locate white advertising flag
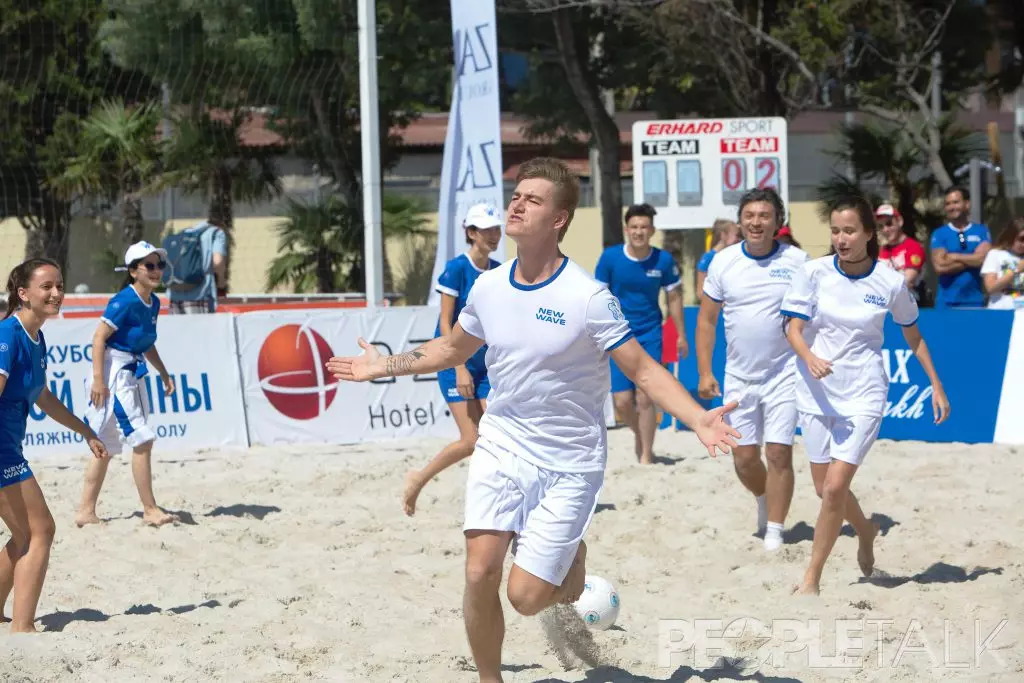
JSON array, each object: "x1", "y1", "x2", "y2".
[{"x1": 428, "y1": 0, "x2": 505, "y2": 305}]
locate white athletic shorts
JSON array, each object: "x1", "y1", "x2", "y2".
[
  {"x1": 723, "y1": 368, "x2": 798, "y2": 447},
  {"x1": 463, "y1": 438, "x2": 603, "y2": 587},
  {"x1": 84, "y1": 349, "x2": 156, "y2": 454},
  {"x1": 800, "y1": 413, "x2": 882, "y2": 467}
]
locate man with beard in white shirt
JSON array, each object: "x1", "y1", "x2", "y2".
[
  {"x1": 326, "y1": 157, "x2": 740, "y2": 683},
  {"x1": 697, "y1": 188, "x2": 808, "y2": 551}
]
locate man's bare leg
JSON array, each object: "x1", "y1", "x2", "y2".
[
  {"x1": 763, "y1": 443, "x2": 794, "y2": 550},
  {"x1": 732, "y1": 444, "x2": 768, "y2": 533},
  {"x1": 612, "y1": 391, "x2": 641, "y2": 460},
  {"x1": 404, "y1": 400, "x2": 483, "y2": 516},
  {"x1": 464, "y1": 530, "x2": 513, "y2": 683},
  {"x1": 634, "y1": 390, "x2": 658, "y2": 465}
]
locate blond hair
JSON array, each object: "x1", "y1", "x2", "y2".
[{"x1": 516, "y1": 157, "x2": 580, "y2": 241}]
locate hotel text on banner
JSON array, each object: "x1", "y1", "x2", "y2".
[
  {"x1": 234, "y1": 307, "x2": 459, "y2": 446},
  {"x1": 22, "y1": 314, "x2": 249, "y2": 458},
  {"x1": 428, "y1": 0, "x2": 505, "y2": 305}
]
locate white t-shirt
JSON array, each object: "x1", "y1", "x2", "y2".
[
  {"x1": 980, "y1": 249, "x2": 1024, "y2": 310},
  {"x1": 781, "y1": 256, "x2": 919, "y2": 418},
  {"x1": 458, "y1": 257, "x2": 632, "y2": 473},
  {"x1": 703, "y1": 241, "x2": 809, "y2": 381}
]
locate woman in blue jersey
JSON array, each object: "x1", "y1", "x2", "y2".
[
  {"x1": 782, "y1": 197, "x2": 950, "y2": 595},
  {"x1": 77, "y1": 242, "x2": 176, "y2": 528},
  {"x1": 403, "y1": 203, "x2": 502, "y2": 516},
  {"x1": 0, "y1": 258, "x2": 107, "y2": 632}
]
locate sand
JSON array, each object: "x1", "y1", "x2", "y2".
[{"x1": 0, "y1": 429, "x2": 1021, "y2": 682}]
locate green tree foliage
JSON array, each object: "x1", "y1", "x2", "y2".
[
  {"x1": 47, "y1": 99, "x2": 164, "y2": 246},
  {"x1": 0, "y1": 0, "x2": 154, "y2": 272}
]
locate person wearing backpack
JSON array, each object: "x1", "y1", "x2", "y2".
[{"x1": 163, "y1": 216, "x2": 228, "y2": 314}]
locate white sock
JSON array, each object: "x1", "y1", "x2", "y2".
[
  {"x1": 756, "y1": 494, "x2": 768, "y2": 533},
  {"x1": 764, "y1": 522, "x2": 784, "y2": 551}
]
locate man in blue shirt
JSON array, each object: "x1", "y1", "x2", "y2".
[
  {"x1": 168, "y1": 216, "x2": 228, "y2": 314},
  {"x1": 930, "y1": 187, "x2": 992, "y2": 308},
  {"x1": 595, "y1": 203, "x2": 687, "y2": 464}
]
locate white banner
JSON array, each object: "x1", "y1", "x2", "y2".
[
  {"x1": 235, "y1": 308, "x2": 458, "y2": 446},
  {"x1": 428, "y1": 0, "x2": 506, "y2": 305},
  {"x1": 23, "y1": 314, "x2": 249, "y2": 459}
]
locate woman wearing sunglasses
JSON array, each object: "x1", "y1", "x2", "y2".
[{"x1": 77, "y1": 242, "x2": 176, "y2": 527}]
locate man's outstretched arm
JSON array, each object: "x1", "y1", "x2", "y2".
[{"x1": 327, "y1": 324, "x2": 484, "y2": 382}]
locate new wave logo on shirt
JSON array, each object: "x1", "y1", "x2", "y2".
[
  {"x1": 645, "y1": 269, "x2": 662, "y2": 279},
  {"x1": 769, "y1": 267, "x2": 793, "y2": 281},
  {"x1": 536, "y1": 307, "x2": 567, "y2": 326},
  {"x1": 864, "y1": 294, "x2": 888, "y2": 308}
]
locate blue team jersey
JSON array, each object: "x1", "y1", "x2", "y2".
[
  {"x1": 696, "y1": 249, "x2": 716, "y2": 273},
  {"x1": 0, "y1": 316, "x2": 48, "y2": 457},
  {"x1": 434, "y1": 254, "x2": 500, "y2": 368},
  {"x1": 102, "y1": 286, "x2": 160, "y2": 355},
  {"x1": 930, "y1": 223, "x2": 992, "y2": 307},
  {"x1": 595, "y1": 244, "x2": 681, "y2": 338}
]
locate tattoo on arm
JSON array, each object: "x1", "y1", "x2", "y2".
[{"x1": 384, "y1": 347, "x2": 426, "y2": 376}]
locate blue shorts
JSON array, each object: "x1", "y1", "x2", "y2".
[
  {"x1": 0, "y1": 451, "x2": 34, "y2": 490},
  {"x1": 610, "y1": 330, "x2": 662, "y2": 394},
  {"x1": 438, "y1": 365, "x2": 490, "y2": 403}
]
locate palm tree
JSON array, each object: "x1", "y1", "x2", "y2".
[
  {"x1": 266, "y1": 192, "x2": 435, "y2": 296},
  {"x1": 46, "y1": 98, "x2": 163, "y2": 246},
  {"x1": 817, "y1": 118, "x2": 986, "y2": 235},
  {"x1": 265, "y1": 196, "x2": 362, "y2": 294},
  {"x1": 157, "y1": 110, "x2": 282, "y2": 288}
]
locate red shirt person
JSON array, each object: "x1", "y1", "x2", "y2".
[{"x1": 876, "y1": 204, "x2": 926, "y2": 296}]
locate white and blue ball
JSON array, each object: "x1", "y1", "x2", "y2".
[{"x1": 572, "y1": 575, "x2": 620, "y2": 631}]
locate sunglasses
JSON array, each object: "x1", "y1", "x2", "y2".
[
  {"x1": 140, "y1": 261, "x2": 167, "y2": 271},
  {"x1": 957, "y1": 232, "x2": 967, "y2": 251}
]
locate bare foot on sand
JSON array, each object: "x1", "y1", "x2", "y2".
[
  {"x1": 9, "y1": 623, "x2": 38, "y2": 634},
  {"x1": 858, "y1": 521, "x2": 881, "y2": 577},
  {"x1": 557, "y1": 541, "x2": 588, "y2": 605},
  {"x1": 792, "y1": 581, "x2": 820, "y2": 596},
  {"x1": 142, "y1": 509, "x2": 175, "y2": 527},
  {"x1": 75, "y1": 511, "x2": 103, "y2": 528},
  {"x1": 403, "y1": 471, "x2": 425, "y2": 517}
]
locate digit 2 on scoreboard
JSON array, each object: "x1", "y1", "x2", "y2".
[
  {"x1": 755, "y1": 157, "x2": 780, "y2": 191},
  {"x1": 721, "y1": 158, "x2": 746, "y2": 205}
]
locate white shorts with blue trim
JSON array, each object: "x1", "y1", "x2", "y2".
[
  {"x1": 463, "y1": 438, "x2": 603, "y2": 587},
  {"x1": 84, "y1": 349, "x2": 156, "y2": 454}
]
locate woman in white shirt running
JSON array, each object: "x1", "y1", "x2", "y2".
[{"x1": 781, "y1": 196, "x2": 950, "y2": 595}]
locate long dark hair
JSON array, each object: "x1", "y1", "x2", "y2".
[
  {"x1": 827, "y1": 196, "x2": 880, "y2": 262},
  {"x1": 5, "y1": 258, "x2": 62, "y2": 319},
  {"x1": 995, "y1": 217, "x2": 1024, "y2": 252},
  {"x1": 122, "y1": 259, "x2": 143, "y2": 289}
]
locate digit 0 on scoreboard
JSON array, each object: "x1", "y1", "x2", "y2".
[
  {"x1": 755, "y1": 157, "x2": 780, "y2": 190},
  {"x1": 721, "y1": 158, "x2": 746, "y2": 205}
]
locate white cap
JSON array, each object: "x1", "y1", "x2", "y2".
[
  {"x1": 463, "y1": 203, "x2": 502, "y2": 229},
  {"x1": 122, "y1": 241, "x2": 167, "y2": 268}
]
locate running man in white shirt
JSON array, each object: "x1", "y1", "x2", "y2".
[
  {"x1": 781, "y1": 196, "x2": 950, "y2": 595},
  {"x1": 697, "y1": 188, "x2": 808, "y2": 552},
  {"x1": 327, "y1": 157, "x2": 739, "y2": 682}
]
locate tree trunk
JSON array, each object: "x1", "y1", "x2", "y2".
[
  {"x1": 552, "y1": 9, "x2": 623, "y2": 247},
  {"x1": 21, "y1": 193, "x2": 71, "y2": 275},
  {"x1": 209, "y1": 165, "x2": 234, "y2": 292},
  {"x1": 926, "y1": 149, "x2": 954, "y2": 191},
  {"x1": 122, "y1": 184, "x2": 145, "y2": 246},
  {"x1": 316, "y1": 245, "x2": 334, "y2": 294}
]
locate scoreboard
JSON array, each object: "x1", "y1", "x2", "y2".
[{"x1": 631, "y1": 117, "x2": 789, "y2": 229}]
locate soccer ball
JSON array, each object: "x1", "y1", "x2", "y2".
[{"x1": 572, "y1": 575, "x2": 620, "y2": 631}]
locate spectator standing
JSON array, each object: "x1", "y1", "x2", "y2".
[
  {"x1": 981, "y1": 218, "x2": 1024, "y2": 309},
  {"x1": 876, "y1": 204, "x2": 927, "y2": 301},
  {"x1": 595, "y1": 203, "x2": 687, "y2": 464},
  {"x1": 167, "y1": 217, "x2": 228, "y2": 314},
  {"x1": 696, "y1": 219, "x2": 741, "y2": 297},
  {"x1": 929, "y1": 187, "x2": 992, "y2": 308}
]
